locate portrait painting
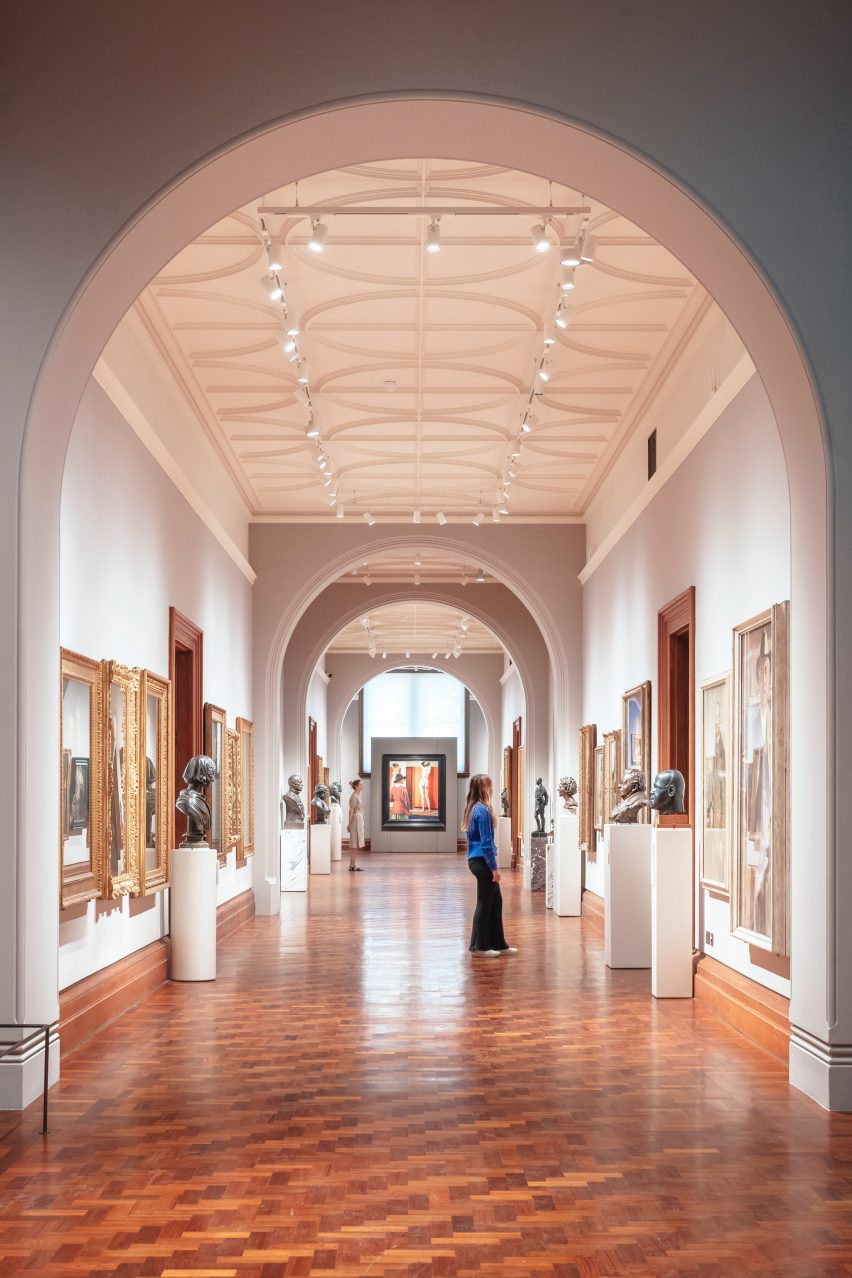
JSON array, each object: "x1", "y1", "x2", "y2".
[
  {"x1": 381, "y1": 754, "x2": 446, "y2": 830},
  {"x1": 622, "y1": 681, "x2": 650, "y2": 820},
  {"x1": 700, "y1": 673, "x2": 730, "y2": 893}
]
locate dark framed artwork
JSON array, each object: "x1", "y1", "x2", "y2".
[{"x1": 381, "y1": 754, "x2": 446, "y2": 831}]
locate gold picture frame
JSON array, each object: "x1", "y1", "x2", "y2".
[
  {"x1": 204, "y1": 702, "x2": 228, "y2": 865},
  {"x1": 140, "y1": 670, "x2": 172, "y2": 894},
  {"x1": 102, "y1": 660, "x2": 142, "y2": 898},
  {"x1": 622, "y1": 681, "x2": 651, "y2": 823},
  {"x1": 236, "y1": 716, "x2": 255, "y2": 862},
  {"x1": 579, "y1": 723, "x2": 596, "y2": 855},
  {"x1": 60, "y1": 648, "x2": 104, "y2": 908},
  {"x1": 731, "y1": 602, "x2": 789, "y2": 955},
  {"x1": 602, "y1": 729, "x2": 622, "y2": 827},
  {"x1": 594, "y1": 745, "x2": 604, "y2": 833},
  {"x1": 700, "y1": 672, "x2": 731, "y2": 895},
  {"x1": 224, "y1": 725, "x2": 241, "y2": 851}
]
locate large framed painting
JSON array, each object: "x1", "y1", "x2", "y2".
[
  {"x1": 236, "y1": 716, "x2": 255, "y2": 863},
  {"x1": 60, "y1": 649, "x2": 104, "y2": 908},
  {"x1": 579, "y1": 723, "x2": 596, "y2": 856},
  {"x1": 103, "y1": 660, "x2": 141, "y2": 898},
  {"x1": 381, "y1": 755, "x2": 447, "y2": 831},
  {"x1": 700, "y1": 672, "x2": 730, "y2": 894},
  {"x1": 140, "y1": 670, "x2": 172, "y2": 894},
  {"x1": 502, "y1": 745, "x2": 512, "y2": 814},
  {"x1": 204, "y1": 702, "x2": 228, "y2": 865},
  {"x1": 622, "y1": 681, "x2": 651, "y2": 822},
  {"x1": 593, "y1": 745, "x2": 604, "y2": 833},
  {"x1": 602, "y1": 729, "x2": 622, "y2": 826},
  {"x1": 731, "y1": 602, "x2": 789, "y2": 955},
  {"x1": 224, "y1": 725, "x2": 241, "y2": 852}
]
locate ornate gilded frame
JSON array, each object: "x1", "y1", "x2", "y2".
[
  {"x1": 224, "y1": 725, "x2": 241, "y2": 851},
  {"x1": 203, "y1": 702, "x2": 228, "y2": 865},
  {"x1": 594, "y1": 745, "x2": 604, "y2": 832},
  {"x1": 699, "y1": 671, "x2": 731, "y2": 895},
  {"x1": 59, "y1": 648, "x2": 104, "y2": 908},
  {"x1": 731, "y1": 602, "x2": 789, "y2": 955},
  {"x1": 578, "y1": 723, "x2": 596, "y2": 856},
  {"x1": 102, "y1": 660, "x2": 141, "y2": 898},
  {"x1": 236, "y1": 716, "x2": 255, "y2": 862},
  {"x1": 140, "y1": 670, "x2": 172, "y2": 893},
  {"x1": 622, "y1": 680, "x2": 651, "y2": 823},
  {"x1": 602, "y1": 729, "x2": 622, "y2": 827}
]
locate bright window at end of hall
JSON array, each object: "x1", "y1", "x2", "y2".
[{"x1": 361, "y1": 671, "x2": 467, "y2": 774}]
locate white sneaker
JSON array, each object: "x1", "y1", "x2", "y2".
[
  {"x1": 500, "y1": 946, "x2": 519, "y2": 953},
  {"x1": 471, "y1": 949, "x2": 501, "y2": 956}
]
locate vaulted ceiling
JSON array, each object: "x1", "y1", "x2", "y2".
[
  {"x1": 139, "y1": 159, "x2": 705, "y2": 522},
  {"x1": 328, "y1": 601, "x2": 502, "y2": 658}
]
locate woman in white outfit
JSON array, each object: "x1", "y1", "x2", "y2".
[{"x1": 347, "y1": 778, "x2": 365, "y2": 871}]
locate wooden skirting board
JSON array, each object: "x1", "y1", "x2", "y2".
[
  {"x1": 694, "y1": 953, "x2": 790, "y2": 1065},
  {"x1": 582, "y1": 888, "x2": 605, "y2": 929},
  {"x1": 59, "y1": 889, "x2": 255, "y2": 1056}
]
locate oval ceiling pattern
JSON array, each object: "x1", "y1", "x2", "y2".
[{"x1": 142, "y1": 158, "x2": 707, "y2": 520}]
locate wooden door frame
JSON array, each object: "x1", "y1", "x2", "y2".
[
  {"x1": 510, "y1": 715, "x2": 522, "y2": 869},
  {"x1": 657, "y1": 587, "x2": 695, "y2": 831},
  {"x1": 168, "y1": 607, "x2": 203, "y2": 849}
]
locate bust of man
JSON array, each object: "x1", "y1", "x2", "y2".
[
  {"x1": 610, "y1": 767, "x2": 648, "y2": 824},
  {"x1": 558, "y1": 776, "x2": 578, "y2": 811},
  {"x1": 329, "y1": 780, "x2": 342, "y2": 806},
  {"x1": 648, "y1": 768, "x2": 686, "y2": 815},
  {"x1": 176, "y1": 754, "x2": 217, "y2": 845},
  {"x1": 282, "y1": 773, "x2": 306, "y2": 827},
  {"x1": 311, "y1": 783, "x2": 331, "y2": 825}
]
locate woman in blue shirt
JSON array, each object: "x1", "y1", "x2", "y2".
[{"x1": 463, "y1": 773, "x2": 516, "y2": 956}]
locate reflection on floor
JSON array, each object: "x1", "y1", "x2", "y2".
[{"x1": 2, "y1": 854, "x2": 851, "y2": 1275}]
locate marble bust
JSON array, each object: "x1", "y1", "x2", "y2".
[
  {"x1": 610, "y1": 767, "x2": 648, "y2": 824},
  {"x1": 282, "y1": 773, "x2": 306, "y2": 827},
  {"x1": 648, "y1": 768, "x2": 686, "y2": 816}
]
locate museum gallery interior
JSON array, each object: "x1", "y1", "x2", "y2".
[{"x1": 2, "y1": 5, "x2": 852, "y2": 1275}]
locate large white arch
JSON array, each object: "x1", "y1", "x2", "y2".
[{"x1": 17, "y1": 97, "x2": 833, "y2": 1105}]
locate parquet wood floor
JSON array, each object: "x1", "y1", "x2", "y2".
[{"x1": 2, "y1": 854, "x2": 852, "y2": 1277}]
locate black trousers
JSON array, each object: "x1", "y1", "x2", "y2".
[{"x1": 468, "y1": 856, "x2": 508, "y2": 951}]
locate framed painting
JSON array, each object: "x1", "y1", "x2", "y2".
[
  {"x1": 622, "y1": 681, "x2": 651, "y2": 822},
  {"x1": 381, "y1": 755, "x2": 446, "y2": 831},
  {"x1": 236, "y1": 716, "x2": 255, "y2": 863},
  {"x1": 579, "y1": 723, "x2": 596, "y2": 855},
  {"x1": 204, "y1": 702, "x2": 228, "y2": 865},
  {"x1": 594, "y1": 744, "x2": 604, "y2": 833},
  {"x1": 731, "y1": 603, "x2": 789, "y2": 954},
  {"x1": 140, "y1": 670, "x2": 172, "y2": 894},
  {"x1": 224, "y1": 725, "x2": 241, "y2": 851},
  {"x1": 60, "y1": 649, "x2": 104, "y2": 908},
  {"x1": 502, "y1": 744, "x2": 512, "y2": 815},
  {"x1": 102, "y1": 660, "x2": 141, "y2": 898},
  {"x1": 602, "y1": 729, "x2": 622, "y2": 826},
  {"x1": 700, "y1": 672, "x2": 730, "y2": 894}
]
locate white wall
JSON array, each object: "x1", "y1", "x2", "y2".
[
  {"x1": 501, "y1": 663, "x2": 525, "y2": 750},
  {"x1": 58, "y1": 380, "x2": 254, "y2": 990},
  {"x1": 307, "y1": 667, "x2": 329, "y2": 761},
  {"x1": 582, "y1": 372, "x2": 790, "y2": 995}
]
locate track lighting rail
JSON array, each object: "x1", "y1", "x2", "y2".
[{"x1": 258, "y1": 205, "x2": 590, "y2": 218}]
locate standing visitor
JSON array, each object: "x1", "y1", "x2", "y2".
[
  {"x1": 347, "y1": 779, "x2": 365, "y2": 871},
  {"x1": 463, "y1": 773, "x2": 517, "y2": 956}
]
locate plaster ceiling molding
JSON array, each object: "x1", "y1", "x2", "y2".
[
  {"x1": 328, "y1": 599, "x2": 503, "y2": 657},
  {"x1": 130, "y1": 158, "x2": 707, "y2": 521}
]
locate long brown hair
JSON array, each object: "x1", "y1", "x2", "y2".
[{"x1": 462, "y1": 773, "x2": 496, "y2": 832}]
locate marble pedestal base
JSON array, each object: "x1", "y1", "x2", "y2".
[
  {"x1": 281, "y1": 828, "x2": 307, "y2": 891},
  {"x1": 530, "y1": 835, "x2": 547, "y2": 892}
]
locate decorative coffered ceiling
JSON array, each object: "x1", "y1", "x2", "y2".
[
  {"x1": 139, "y1": 159, "x2": 706, "y2": 521},
  {"x1": 328, "y1": 601, "x2": 502, "y2": 658}
]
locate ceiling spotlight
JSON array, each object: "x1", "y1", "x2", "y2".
[
  {"x1": 432, "y1": 651, "x2": 438, "y2": 659},
  {"x1": 445, "y1": 650, "x2": 451, "y2": 659},
  {"x1": 283, "y1": 336, "x2": 297, "y2": 354},
  {"x1": 405, "y1": 650, "x2": 411, "y2": 659},
  {"x1": 382, "y1": 651, "x2": 388, "y2": 659},
  {"x1": 261, "y1": 274, "x2": 283, "y2": 301},
  {"x1": 507, "y1": 465, "x2": 516, "y2": 478},
  {"x1": 318, "y1": 456, "x2": 328, "y2": 470},
  {"x1": 266, "y1": 241, "x2": 284, "y2": 272},
  {"x1": 559, "y1": 239, "x2": 582, "y2": 267},
  {"x1": 323, "y1": 476, "x2": 333, "y2": 487},
  {"x1": 580, "y1": 233, "x2": 597, "y2": 263},
  {"x1": 425, "y1": 218, "x2": 442, "y2": 253},
  {"x1": 492, "y1": 509, "x2": 501, "y2": 522},
  {"x1": 436, "y1": 511, "x2": 448, "y2": 525},
  {"x1": 384, "y1": 378, "x2": 398, "y2": 392},
  {"x1": 286, "y1": 322, "x2": 300, "y2": 337},
  {"x1": 521, "y1": 416, "x2": 531, "y2": 433},
  {"x1": 554, "y1": 306, "x2": 568, "y2": 329},
  {"x1": 537, "y1": 365, "x2": 550, "y2": 382},
  {"x1": 306, "y1": 424, "x2": 320, "y2": 439},
  {"x1": 472, "y1": 511, "x2": 485, "y2": 526},
  {"x1": 530, "y1": 222, "x2": 550, "y2": 253},
  {"x1": 414, "y1": 574, "x2": 421, "y2": 586},
  {"x1": 543, "y1": 325, "x2": 556, "y2": 347},
  {"x1": 475, "y1": 568, "x2": 486, "y2": 583},
  {"x1": 336, "y1": 505, "x2": 344, "y2": 519},
  {"x1": 308, "y1": 220, "x2": 328, "y2": 253},
  {"x1": 297, "y1": 364, "x2": 310, "y2": 385},
  {"x1": 413, "y1": 509, "x2": 421, "y2": 524},
  {"x1": 364, "y1": 511, "x2": 376, "y2": 525},
  {"x1": 499, "y1": 506, "x2": 510, "y2": 516},
  {"x1": 364, "y1": 573, "x2": 372, "y2": 586},
  {"x1": 561, "y1": 266, "x2": 576, "y2": 291}
]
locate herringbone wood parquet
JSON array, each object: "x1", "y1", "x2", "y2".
[{"x1": 2, "y1": 854, "x2": 852, "y2": 1276}]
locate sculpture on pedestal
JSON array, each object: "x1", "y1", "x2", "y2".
[
  {"x1": 175, "y1": 754, "x2": 217, "y2": 846},
  {"x1": 282, "y1": 774, "x2": 306, "y2": 827},
  {"x1": 648, "y1": 769, "x2": 686, "y2": 815},
  {"x1": 610, "y1": 767, "x2": 648, "y2": 824},
  {"x1": 557, "y1": 776, "x2": 578, "y2": 812},
  {"x1": 501, "y1": 786, "x2": 510, "y2": 817},
  {"x1": 534, "y1": 777, "x2": 549, "y2": 835},
  {"x1": 329, "y1": 780, "x2": 342, "y2": 806},
  {"x1": 311, "y1": 783, "x2": 331, "y2": 825}
]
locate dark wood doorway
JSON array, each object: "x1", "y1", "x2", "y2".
[
  {"x1": 657, "y1": 586, "x2": 695, "y2": 830},
  {"x1": 169, "y1": 607, "x2": 203, "y2": 847},
  {"x1": 510, "y1": 716, "x2": 522, "y2": 869}
]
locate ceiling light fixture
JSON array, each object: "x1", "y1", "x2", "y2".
[
  {"x1": 559, "y1": 239, "x2": 582, "y2": 267},
  {"x1": 261, "y1": 274, "x2": 283, "y2": 301},
  {"x1": 266, "y1": 241, "x2": 284, "y2": 272},
  {"x1": 413, "y1": 509, "x2": 421, "y2": 524},
  {"x1": 336, "y1": 505, "x2": 344, "y2": 519},
  {"x1": 306, "y1": 424, "x2": 320, "y2": 439},
  {"x1": 436, "y1": 511, "x2": 447, "y2": 525},
  {"x1": 499, "y1": 505, "x2": 510, "y2": 516},
  {"x1": 286, "y1": 322, "x2": 300, "y2": 337},
  {"x1": 561, "y1": 266, "x2": 576, "y2": 291},
  {"x1": 554, "y1": 306, "x2": 568, "y2": 329},
  {"x1": 318, "y1": 456, "x2": 328, "y2": 470},
  {"x1": 521, "y1": 416, "x2": 531, "y2": 433},
  {"x1": 425, "y1": 218, "x2": 441, "y2": 253},
  {"x1": 472, "y1": 511, "x2": 485, "y2": 526},
  {"x1": 537, "y1": 365, "x2": 550, "y2": 382},
  {"x1": 308, "y1": 219, "x2": 328, "y2": 253},
  {"x1": 283, "y1": 337, "x2": 297, "y2": 354},
  {"x1": 475, "y1": 568, "x2": 486, "y2": 583},
  {"x1": 543, "y1": 325, "x2": 556, "y2": 347},
  {"x1": 492, "y1": 509, "x2": 501, "y2": 522},
  {"x1": 530, "y1": 221, "x2": 550, "y2": 253},
  {"x1": 414, "y1": 574, "x2": 421, "y2": 586},
  {"x1": 580, "y1": 233, "x2": 597, "y2": 263},
  {"x1": 297, "y1": 364, "x2": 310, "y2": 385},
  {"x1": 363, "y1": 511, "x2": 376, "y2": 525}
]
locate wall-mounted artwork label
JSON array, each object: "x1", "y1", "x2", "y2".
[{"x1": 381, "y1": 754, "x2": 446, "y2": 831}]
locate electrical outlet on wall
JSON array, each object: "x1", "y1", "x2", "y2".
[{"x1": 705, "y1": 930, "x2": 714, "y2": 947}]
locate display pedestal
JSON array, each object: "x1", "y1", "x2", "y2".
[
  {"x1": 545, "y1": 842, "x2": 554, "y2": 908},
  {"x1": 310, "y1": 823, "x2": 331, "y2": 874},
  {"x1": 604, "y1": 824, "x2": 652, "y2": 968},
  {"x1": 497, "y1": 816, "x2": 512, "y2": 869},
  {"x1": 330, "y1": 805, "x2": 342, "y2": 861},
  {"x1": 170, "y1": 843, "x2": 217, "y2": 981},
  {"x1": 530, "y1": 834, "x2": 547, "y2": 892},
  {"x1": 281, "y1": 827, "x2": 307, "y2": 891},
  {"x1": 652, "y1": 826, "x2": 694, "y2": 998},
  {"x1": 555, "y1": 811, "x2": 581, "y2": 916},
  {"x1": 521, "y1": 842, "x2": 531, "y2": 890}
]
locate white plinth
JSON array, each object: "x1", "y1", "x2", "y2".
[
  {"x1": 170, "y1": 843, "x2": 217, "y2": 981},
  {"x1": 545, "y1": 843, "x2": 554, "y2": 908},
  {"x1": 652, "y1": 827, "x2": 694, "y2": 998},
  {"x1": 310, "y1": 823, "x2": 331, "y2": 874},
  {"x1": 281, "y1": 828, "x2": 307, "y2": 891},
  {"x1": 521, "y1": 841, "x2": 531, "y2": 890},
  {"x1": 330, "y1": 805, "x2": 342, "y2": 861},
  {"x1": 497, "y1": 816, "x2": 512, "y2": 869},
  {"x1": 604, "y1": 824, "x2": 652, "y2": 969},
  {"x1": 555, "y1": 811, "x2": 581, "y2": 916}
]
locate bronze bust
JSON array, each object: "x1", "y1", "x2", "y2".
[
  {"x1": 175, "y1": 754, "x2": 217, "y2": 846},
  {"x1": 311, "y1": 783, "x2": 331, "y2": 825},
  {"x1": 648, "y1": 769, "x2": 686, "y2": 816},
  {"x1": 282, "y1": 774, "x2": 306, "y2": 827},
  {"x1": 610, "y1": 767, "x2": 648, "y2": 824}
]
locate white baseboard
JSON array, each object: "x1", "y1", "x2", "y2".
[
  {"x1": 790, "y1": 1024, "x2": 852, "y2": 1111},
  {"x1": 0, "y1": 1026, "x2": 60, "y2": 1110}
]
